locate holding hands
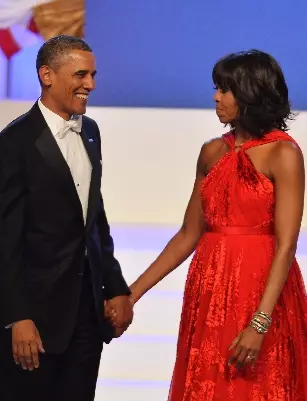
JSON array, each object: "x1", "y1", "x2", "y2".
[{"x1": 104, "y1": 295, "x2": 134, "y2": 337}]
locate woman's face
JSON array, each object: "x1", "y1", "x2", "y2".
[{"x1": 214, "y1": 87, "x2": 239, "y2": 124}]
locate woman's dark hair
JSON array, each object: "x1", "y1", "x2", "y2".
[{"x1": 212, "y1": 49, "x2": 293, "y2": 137}]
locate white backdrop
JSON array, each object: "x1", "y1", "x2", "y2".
[{"x1": 1, "y1": 100, "x2": 307, "y2": 227}]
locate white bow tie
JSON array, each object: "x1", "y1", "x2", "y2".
[{"x1": 58, "y1": 116, "x2": 82, "y2": 139}]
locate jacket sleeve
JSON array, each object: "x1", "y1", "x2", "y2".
[
  {"x1": 0, "y1": 129, "x2": 30, "y2": 326},
  {"x1": 97, "y1": 197, "x2": 131, "y2": 299},
  {"x1": 93, "y1": 121, "x2": 131, "y2": 299}
]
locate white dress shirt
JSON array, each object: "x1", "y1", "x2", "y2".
[{"x1": 38, "y1": 100, "x2": 92, "y2": 223}]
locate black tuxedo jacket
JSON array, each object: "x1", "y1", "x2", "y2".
[{"x1": 0, "y1": 103, "x2": 130, "y2": 353}]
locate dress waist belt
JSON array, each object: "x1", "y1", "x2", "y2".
[{"x1": 206, "y1": 224, "x2": 274, "y2": 235}]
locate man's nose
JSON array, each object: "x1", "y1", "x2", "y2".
[{"x1": 83, "y1": 76, "x2": 95, "y2": 91}]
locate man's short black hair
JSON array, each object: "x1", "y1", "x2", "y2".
[{"x1": 36, "y1": 35, "x2": 92, "y2": 76}]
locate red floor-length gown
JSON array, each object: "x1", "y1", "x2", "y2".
[{"x1": 168, "y1": 131, "x2": 307, "y2": 400}]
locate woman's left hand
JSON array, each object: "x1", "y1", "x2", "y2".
[{"x1": 228, "y1": 326, "x2": 264, "y2": 368}]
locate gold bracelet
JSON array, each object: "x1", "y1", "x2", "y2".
[
  {"x1": 249, "y1": 311, "x2": 272, "y2": 334},
  {"x1": 253, "y1": 317, "x2": 269, "y2": 331},
  {"x1": 249, "y1": 320, "x2": 268, "y2": 334},
  {"x1": 255, "y1": 311, "x2": 272, "y2": 324}
]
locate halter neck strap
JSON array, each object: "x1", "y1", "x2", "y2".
[{"x1": 222, "y1": 130, "x2": 300, "y2": 151}]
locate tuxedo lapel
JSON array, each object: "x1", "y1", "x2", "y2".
[
  {"x1": 29, "y1": 102, "x2": 101, "y2": 229},
  {"x1": 31, "y1": 103, "x2": 83, "y2": 218},
  {"x1": 80, "y1": 124, "x2": 101, "y2": 232}
]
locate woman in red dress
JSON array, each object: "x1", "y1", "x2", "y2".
[{"x1": 113, "y1": 50, "x2": 307, "y2": 400}]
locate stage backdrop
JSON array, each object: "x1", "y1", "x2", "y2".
[{"x1": 0, "y1": 0, "x2": 307, "y2": 109}]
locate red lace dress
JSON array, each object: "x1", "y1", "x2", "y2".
[{"x1": 168, "y1": 131, "x2": 307, "y2": 400}]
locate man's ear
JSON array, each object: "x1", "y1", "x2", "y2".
[{"x1": 38, "y1": 66, "x2": 52, "y2": 87}]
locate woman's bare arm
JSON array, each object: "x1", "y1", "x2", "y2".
[
  {"x1": 257, "y1": 141, "x2": 305, "y2": 315},
  {"x1": 129, "y1": 143, "x2": 213, "y2": 303}
]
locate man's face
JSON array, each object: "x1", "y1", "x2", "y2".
[{"x1": 40, "y1": 49, "x2": 96, "y2": 119}]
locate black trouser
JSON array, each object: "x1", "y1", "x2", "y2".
[{"x1": 0, "y1": 266, "x2": 103, "y2": 401}]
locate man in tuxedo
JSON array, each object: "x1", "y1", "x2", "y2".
[{"x1": 0, "y1": 35, "x2": 133, "y2": 401}]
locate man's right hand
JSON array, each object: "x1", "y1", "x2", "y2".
[{"x1": 12, "y1": 320, "x2": 45, "y2": 371}]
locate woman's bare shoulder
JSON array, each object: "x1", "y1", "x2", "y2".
[
  {"x1": 198, "y1": 136, "x2": 228, "y2": 171},
  {"x1": 271, "y1": 139, "x2": 303, "y2": 163},
  {"x1": 200, "y1": 137, "x2": 226, "y2": 156},
  {"x1": 269, "y1": 139, "x2": 304, "y2": 178}
]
